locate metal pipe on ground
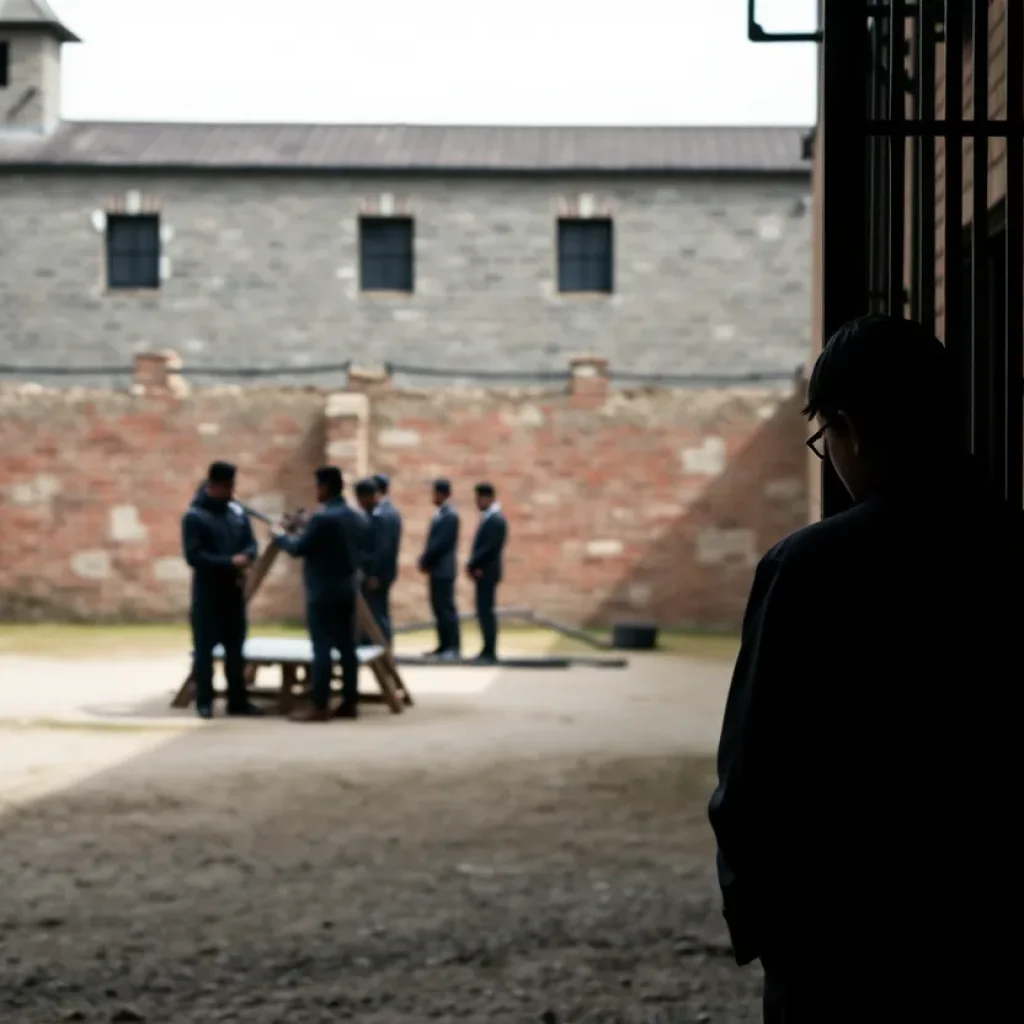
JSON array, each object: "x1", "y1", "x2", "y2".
[{"x1": 392, "y1": 607, "x2": 614, "y2": 651}]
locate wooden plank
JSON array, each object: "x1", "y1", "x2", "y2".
[
  {"x1": 356, "y1": 590, "x2": 413, "y2": 709},
  {"x1": 279, "y1": 663, "x2": 298, "y2": 716},
  {"x1": 244, "y1": 543, "x2": 281, "y2": 602}
]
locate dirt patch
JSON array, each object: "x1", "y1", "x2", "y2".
[
  {"x1": 0, "y1": 756, "x2": 759, "y2": 1023},
  {"x1": 0, "y1": 654, "x2": 757, "y2": 1022}
]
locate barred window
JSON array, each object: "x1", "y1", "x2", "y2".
[
  {"x1": 557, "y1": 218, "x2": 614, "y2": 294},
  {"x1": 360, "y1": 217, "x2": 414, "y2": 293},
  {"x1": 106, "y1": 214, "x2": 161, "y2": 290}
]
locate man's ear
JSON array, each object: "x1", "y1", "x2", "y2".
[{"x1": 835, "y1": 410, "x2": 863, "y2": 455}]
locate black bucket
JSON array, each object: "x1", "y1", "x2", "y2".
[{"x1": 611, "y1": 622, "x2": 658, "y2": 650}]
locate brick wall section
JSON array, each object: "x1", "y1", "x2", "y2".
[
  {"x1": 0, "y1": 381, "x2": 324, "y2": 622},
  {"x1": 373, "y1": 368, "x2": 807, "y2": 630},
  {"x1": 0, "y1": 356, "x2": 808, "y2": 630}
]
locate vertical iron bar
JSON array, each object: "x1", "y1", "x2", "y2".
[
  {"x1": 916, "y1": 1, "x2": 937, "y2": 333},
  {"x1": 910, "y1": 11, "x2": 922, "y2": 322},
  {"x1": 943, "y1": 0, "x2": 966, "y2": 449},
  {"x1": 1005, "y1": 0, "x2": 1024, "y2": 507},
  {"x1": 868, "y1": 16, "x2": 886, "y2": 313},
  {"x1": 880, "y1": 16, "x2": 892, "y2": 314},
  {"x1": 821, "y1": 0, "x2": 870, "y2": 516},
  {"x1": 970, "y1": 0, "x2": 990, "y2": 468},
  {"x1": 889, "y1": 0, "x2": 907, "y2": 315}
]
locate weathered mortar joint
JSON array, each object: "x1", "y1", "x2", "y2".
[
  {"x1": 131, "y1": 350, "x2": 189, "y2": 398},
  {"x1": 568, "y1": 354, "x2": 609, "y2": 407},
  {"x1": 346, "y1": 365, "x2": 391, "y2": 393}
]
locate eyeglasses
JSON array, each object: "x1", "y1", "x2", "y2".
[{"x1": 805, "y1": 422, "x2": 830, "y2": 460}]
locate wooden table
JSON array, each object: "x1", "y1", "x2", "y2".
[
  {"x1": 170, "y1": 512, "x2": 412, "y2": 715},
  {"x1": 199, "y1": 636, "x2": 409, "y2": 715}
]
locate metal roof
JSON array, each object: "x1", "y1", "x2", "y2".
[
  {"x1": 0, "y1": 121, "x2": 812, "y2": 174},
  {"x1": 0, "y1": 0, "x2": 80, "y2": 43}
]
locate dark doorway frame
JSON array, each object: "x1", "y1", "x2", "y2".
[{"x1": 755, "y1": 0, "x2": 1024, "y2": 516}]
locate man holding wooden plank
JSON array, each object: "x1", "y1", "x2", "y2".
[
  {"x1": 181, "y1": 461, "x2": 263, "y2": 720},
  {"x1": 270, "y1": 467, "x2": 364, "y2": 723}
]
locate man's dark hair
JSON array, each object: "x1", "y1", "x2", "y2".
[
  {"x1": 355, "y1": 477, "x2": 378, "y2": 498},
  {"x1": 315, "y1": 466, "x2": 344, "y2": 497},
  {"x1": 433, "y1": 478, "x2": 451, "y2": 496},
  {"x1": 474, "y1": 482, "x2": 496, "y2": 499},
  {"x1": 207, "y1": 461, "x2": 237, "y2": 484},
  {"x1": 803, "y1": 315, "x2": 956, "y2": 442},
  {"x1": 373, "y1": 473, "x2": 390, "y2": 495}
]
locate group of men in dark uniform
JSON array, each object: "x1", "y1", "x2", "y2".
[
  {"x1": 182, "y1": 464, "x2": 507, "y2": 722},
  {"x1": 414, "y1": 477, "x2": 508, "y2": 662}
]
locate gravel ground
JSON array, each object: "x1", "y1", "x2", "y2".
[{"x1": 0, "y1": 654, "x2": 761, "y2": 1024}]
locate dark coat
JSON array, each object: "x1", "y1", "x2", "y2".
[
  {"x1": 371, "y1": 497, "x2": 403, "y2": 585},
  {"x1": 419, "y1": 501, "x2": 459, "y2": 580},
  {"x1": 708, "y1": 464, "x2": 1023, "y2": 977},
  {"x1": 274, "y1": 497, "x2": 363, "y2": 604},
  {"x1": 467, "y1": 507, "x2": 508, "y2": 583},
  {"x1": 354, "y1": 507, "x2": 376, "y2": 574},
  {"x1": 181, "y1": 486, "x2": 258, "y2": 601}
]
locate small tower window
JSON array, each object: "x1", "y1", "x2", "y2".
[{"x1": 0, "y1": 41, "x2": 10, "y2": 88}]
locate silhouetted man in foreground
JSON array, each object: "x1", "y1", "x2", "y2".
[
  {"x1": 272, "y1": 467, "x2": 363, "y2": 722},
  {"x1": 182, "y1": 461, "x2": 262, "y2": 720},
  {"x1": 709, "y1": 315, "x2": 1021, "y2": 1022},
  {"x1": 466, "y1": 482, "x2": 507, "y2": 663},
  {"x1": 418, "y1": 477, "x2": 460, "y2": 659}
]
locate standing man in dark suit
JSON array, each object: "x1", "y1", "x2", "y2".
[
  {"x1": 353, "y1": 477, "x2": 382, "y2": 646},
  {"x1": 271, "y1": 467, "x2": 364, "y2": 722},
  {"x1": 465, "y1": 482, "x2": 507, "y2": 664},
  {"x1": 366, "y1": 473, "x2": 402, "y2": 645},
  {"x1": 353, "y1": 478, "x2": 380, "y2": 573},
  {"x1": 182, "y1": 461, "x2": 263, "y2": 720},
  {"x1": 418, "y1": 477, "x2": 460, "y2": 660}
]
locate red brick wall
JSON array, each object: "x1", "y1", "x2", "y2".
[
  {"x1": 0, "y1": 386, "x2": 324, "y2": 622},
  {"x1": 0, "y1": 362, "x2": 809, "y2": 630}
]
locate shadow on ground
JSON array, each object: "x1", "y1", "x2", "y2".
[{"x1": 0, "y1": 658, "x2": 760, "y2": 1024}]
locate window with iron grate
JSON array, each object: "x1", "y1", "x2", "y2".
[
  {"x1": 360, "y1": 217, "x2": 414, "y2": 293},
  {"x1": 557, "y1": 218, "x2": 614, "y2": 294},
  {"x1": 106, "y1": 215, "x2": 161, "y2": 290}
]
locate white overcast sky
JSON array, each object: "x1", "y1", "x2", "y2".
[{"x1": 52, "y1": 0, "x2": 819, "y2": 126}]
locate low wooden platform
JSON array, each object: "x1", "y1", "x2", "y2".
[{"x1": 172, "y1": 635, "x2": 411, "y2": 715}]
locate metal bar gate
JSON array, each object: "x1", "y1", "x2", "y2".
[{"x1": 783, "y1": 0, "x2": 1024, "y2": 517}]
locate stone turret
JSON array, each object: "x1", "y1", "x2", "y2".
[{"x1": 0, "y1": 0, "x2": 80, "y2": 134}]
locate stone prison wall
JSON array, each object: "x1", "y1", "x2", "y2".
[{"x1": 0, "y1": 354, "x2": 810, "y2": 631}]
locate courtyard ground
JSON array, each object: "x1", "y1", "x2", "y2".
[{"x1": 0, "y1": 628, "x2": 760, "y2": 1024}]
